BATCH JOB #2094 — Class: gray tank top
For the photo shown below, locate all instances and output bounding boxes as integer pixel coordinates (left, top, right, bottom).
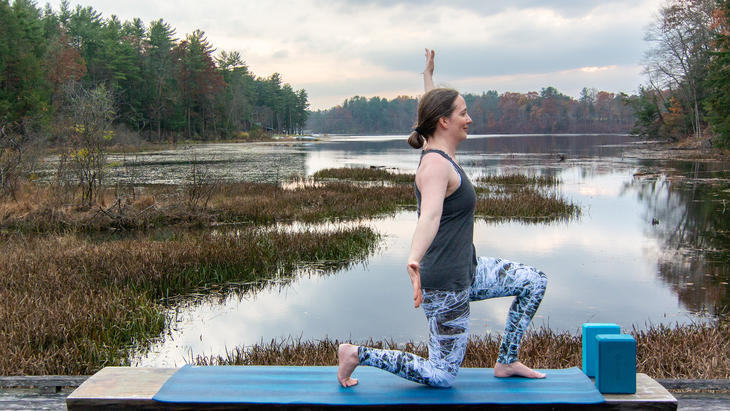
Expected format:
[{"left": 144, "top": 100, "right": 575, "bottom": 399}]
[{"left": 415, "top": 149, "right": 477, "bottom": 291}]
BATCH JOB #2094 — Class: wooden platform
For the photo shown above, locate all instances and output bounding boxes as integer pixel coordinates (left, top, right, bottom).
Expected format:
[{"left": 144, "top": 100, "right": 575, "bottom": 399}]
[{"left": 66, "top": 367, "right": 678, "bottom": 411}]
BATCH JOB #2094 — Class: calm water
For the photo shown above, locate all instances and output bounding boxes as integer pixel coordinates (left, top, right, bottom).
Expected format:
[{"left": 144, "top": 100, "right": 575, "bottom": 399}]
[{"left": 121, "top": 135, "right": 730, "bottom": 366}]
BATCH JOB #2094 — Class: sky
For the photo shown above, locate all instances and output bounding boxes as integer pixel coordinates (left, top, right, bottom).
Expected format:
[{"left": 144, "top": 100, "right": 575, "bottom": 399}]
[{"left": 59, "top": 0, "right": 663, "bottom": 110}]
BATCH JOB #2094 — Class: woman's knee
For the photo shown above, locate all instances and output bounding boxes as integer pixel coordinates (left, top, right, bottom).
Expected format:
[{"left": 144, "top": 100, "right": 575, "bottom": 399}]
[
  {"left": 534, "top": 270, "right": 547, "bottom": 290},
  {"left": 427, "top": 372, "right": 456, "bottom": 388}
]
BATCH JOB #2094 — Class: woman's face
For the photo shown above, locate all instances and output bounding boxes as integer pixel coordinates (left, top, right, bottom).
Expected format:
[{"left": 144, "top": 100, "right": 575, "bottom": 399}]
[{"left": 445, "top": 95, "right": 472, "bottom": 141}]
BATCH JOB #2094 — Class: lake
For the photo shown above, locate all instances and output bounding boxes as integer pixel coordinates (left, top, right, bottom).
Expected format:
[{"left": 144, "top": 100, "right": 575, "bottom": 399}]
[{"left": 117, "top": 134, "right": 730, "bottom": 367}]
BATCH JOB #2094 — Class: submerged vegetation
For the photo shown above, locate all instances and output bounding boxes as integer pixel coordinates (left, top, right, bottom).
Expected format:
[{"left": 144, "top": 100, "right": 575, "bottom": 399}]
[{"left": 192, "top": 319, "right": 730, "bottom": 380}]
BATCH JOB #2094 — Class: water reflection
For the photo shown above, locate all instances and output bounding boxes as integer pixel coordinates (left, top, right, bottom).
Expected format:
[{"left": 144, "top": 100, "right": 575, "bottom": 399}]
[{"left": 625, "top": 160, "right": 730, "bottom": 315}]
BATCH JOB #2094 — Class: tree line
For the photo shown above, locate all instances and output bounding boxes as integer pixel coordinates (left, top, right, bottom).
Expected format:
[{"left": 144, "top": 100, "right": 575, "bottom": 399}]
[
  {"left": 630, "top": 0, "right": 730, "bottom": 147},
  {"left": 307, "top": 88, "right": 638, "bottom": 135},
  {"left": 0, "top": 0, "right": 309, "bottom": 143}
]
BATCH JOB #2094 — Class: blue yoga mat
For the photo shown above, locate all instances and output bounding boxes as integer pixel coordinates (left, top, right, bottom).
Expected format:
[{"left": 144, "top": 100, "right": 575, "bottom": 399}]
[{"left": 152, "top": 365, "right": 605, "bottom": 405}]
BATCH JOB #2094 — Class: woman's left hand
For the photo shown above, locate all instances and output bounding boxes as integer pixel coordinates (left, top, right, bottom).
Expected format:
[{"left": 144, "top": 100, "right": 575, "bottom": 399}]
[
  {"left": 407, "top": 262, "right": 423, "bottom": 308},
  {"left": 423, "top": 48, "right": 435, "bottom": 92}
]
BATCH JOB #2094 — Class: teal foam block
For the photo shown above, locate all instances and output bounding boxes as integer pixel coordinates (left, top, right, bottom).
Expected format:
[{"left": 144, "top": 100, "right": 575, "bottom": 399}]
[
  {"left": 595, "top": 334, "right": 636, "bottom": 394},
  {"left": 582, "top": 323, "right": 620, "bottom": 377}
]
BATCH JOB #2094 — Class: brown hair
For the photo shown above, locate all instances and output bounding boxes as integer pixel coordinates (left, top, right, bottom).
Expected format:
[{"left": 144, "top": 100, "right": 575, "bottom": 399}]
[{"left": 407, "top": 88, "right": 460, "bottom": 149}]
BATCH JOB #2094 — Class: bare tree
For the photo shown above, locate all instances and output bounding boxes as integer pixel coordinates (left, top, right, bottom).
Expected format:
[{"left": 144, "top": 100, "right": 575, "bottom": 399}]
[
  {"left": 642, "top": 0, "right": 714, "bottom": 139},
  {"left": 0, "top": 120, "right": 43, "bottom": 199},
  {"left": 61, "top": 82, "right": 117, "bottom": 204}
]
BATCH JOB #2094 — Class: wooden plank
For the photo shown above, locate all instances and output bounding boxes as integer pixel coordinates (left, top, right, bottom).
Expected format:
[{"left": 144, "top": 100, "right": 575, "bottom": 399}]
[
  {"left": 674, "top": 393, "right": 730, "bottom": 400},
  {"left": 0, "top": 388, "right": 75, "bottom": 411},
  {"left": 601, "top": 374, "right": 677, "bottom": 410},
  {"left": 66, "top": 367, "right": 177, "bottom": 410},
  {"left": 657, "top": 379, "right": 730, "bottom": 391},
  {"left": 0, "top": 376, "right": 89, "bottom": 388},
  {"left": 673, "top": 398, "right": 730, "bottom": 411}
]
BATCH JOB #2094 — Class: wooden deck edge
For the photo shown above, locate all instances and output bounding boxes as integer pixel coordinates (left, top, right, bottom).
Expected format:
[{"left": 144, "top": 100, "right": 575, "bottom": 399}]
[
  {"left": 601, "top": 374, "right": 677, "bottom": 406},
  {"left": 656, "top": 378, "right": 730, "bottom": 391},
  {"left": 2, "top": 373, "right": 728, "bottom": 391},
  {"left": 0, "top": 375, "right": 90, "bottom": 388}
]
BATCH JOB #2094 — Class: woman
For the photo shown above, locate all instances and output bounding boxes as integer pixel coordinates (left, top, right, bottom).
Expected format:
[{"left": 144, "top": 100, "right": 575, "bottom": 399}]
[{"left": 337, "top": 49, "right": 548, "bottom": 388}]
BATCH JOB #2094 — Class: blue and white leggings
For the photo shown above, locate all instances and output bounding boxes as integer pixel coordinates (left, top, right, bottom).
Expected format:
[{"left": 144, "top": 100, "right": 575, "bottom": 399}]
[{"left": 357, "top": 257, "right": 547, "bottom": 387}]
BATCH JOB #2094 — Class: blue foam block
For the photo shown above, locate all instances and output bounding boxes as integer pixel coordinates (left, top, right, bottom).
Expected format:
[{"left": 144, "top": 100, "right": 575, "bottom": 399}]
[
  {"left": 595, "top": 334, "right": 636, "bottom": 394},
  {"left": 582, "top": 323, "right": 620, "bottom": 377}
]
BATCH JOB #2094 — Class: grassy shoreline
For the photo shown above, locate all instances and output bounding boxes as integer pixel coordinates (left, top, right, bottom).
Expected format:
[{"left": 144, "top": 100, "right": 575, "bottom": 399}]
[{"left": 190, "top": 319, "right": 730, "bottom": 380}]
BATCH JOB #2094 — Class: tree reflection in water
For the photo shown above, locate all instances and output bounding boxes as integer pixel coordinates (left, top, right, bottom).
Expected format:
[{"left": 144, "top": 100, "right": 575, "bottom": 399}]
[{"left": 626, "top": 159, "right": 730, "bottom": 316}]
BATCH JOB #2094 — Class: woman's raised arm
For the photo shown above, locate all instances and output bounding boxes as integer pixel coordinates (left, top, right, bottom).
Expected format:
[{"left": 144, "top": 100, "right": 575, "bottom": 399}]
[{"left": 424, "top": 48, "right": 435, "bottom": 92}]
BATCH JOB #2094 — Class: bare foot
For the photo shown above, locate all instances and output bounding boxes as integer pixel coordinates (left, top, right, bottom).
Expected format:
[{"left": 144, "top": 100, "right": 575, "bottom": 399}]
[
  {"left": 337, "top": 344, "right": 359, "bottom": 387},
  {"left": 494, "top": 361, "right": 546, "bottom": 379}
]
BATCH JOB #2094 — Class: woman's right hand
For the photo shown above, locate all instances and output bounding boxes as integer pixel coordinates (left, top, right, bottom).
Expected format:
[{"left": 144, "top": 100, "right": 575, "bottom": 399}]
[{"left": 407, "top": 261, "right": 423, "bottom": 308}]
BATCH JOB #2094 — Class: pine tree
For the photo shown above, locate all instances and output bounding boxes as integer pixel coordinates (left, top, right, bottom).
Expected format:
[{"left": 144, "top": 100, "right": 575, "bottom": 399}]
[{"left": 706, "top": 0, "right": 730, "bottom": 146}]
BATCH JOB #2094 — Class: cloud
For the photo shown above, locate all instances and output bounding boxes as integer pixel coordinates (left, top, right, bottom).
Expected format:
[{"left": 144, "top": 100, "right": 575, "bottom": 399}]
[
  {"left": 323, "top": 0, "right": 636, "bottom": 18},
  {"left": 60, "top": 0, "right": 662, "bottom": 109},
  {"left": 272, "top": 49, "right": 290, "bottom": 59}
]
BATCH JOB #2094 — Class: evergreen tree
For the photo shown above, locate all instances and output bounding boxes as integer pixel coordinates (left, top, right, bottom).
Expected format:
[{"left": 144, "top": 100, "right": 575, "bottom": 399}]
[
  {"left": 0, "top": 0, "right": 50, "bottom": 124},
  {"left": 706, "top": 0, "right": 730, "bottom": 146},
  {"left": 144, "top": 19, "right": 178, "bottom": 140},
  {"left": 215, "top": 50, "right": 256, "bottom": 136}
]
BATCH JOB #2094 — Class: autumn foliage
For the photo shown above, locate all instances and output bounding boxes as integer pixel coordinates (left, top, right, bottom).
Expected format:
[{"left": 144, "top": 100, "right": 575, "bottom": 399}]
[{"left": 308, "top": 87, "right": 637, "bottom": 135}]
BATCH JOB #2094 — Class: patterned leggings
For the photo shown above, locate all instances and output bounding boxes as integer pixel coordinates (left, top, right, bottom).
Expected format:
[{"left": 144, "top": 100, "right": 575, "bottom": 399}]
[{"left": 357, "top": 257, "right": 547, "bottom": 387}]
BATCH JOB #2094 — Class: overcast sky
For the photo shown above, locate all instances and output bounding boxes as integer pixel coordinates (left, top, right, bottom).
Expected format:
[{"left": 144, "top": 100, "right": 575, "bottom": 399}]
[{"left": 60, "top": 0, "right": 662, "bottom": 110}]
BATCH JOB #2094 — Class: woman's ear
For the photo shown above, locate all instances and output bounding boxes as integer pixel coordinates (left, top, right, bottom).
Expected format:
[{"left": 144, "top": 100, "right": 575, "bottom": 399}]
[{"left": 438, "top": 116, "right": 449, "bottom": 129}]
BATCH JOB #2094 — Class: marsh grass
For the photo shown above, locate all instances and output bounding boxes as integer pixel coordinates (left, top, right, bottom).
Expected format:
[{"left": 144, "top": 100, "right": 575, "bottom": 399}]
[
  {"left": 0, "top": 226, "right": 379, "bottom": 375},
  {"left": 189, "top": 331, "right": 578, "bottom": 369},
  {"left": 474, "top": 174, "right": 580, "bottom": 222},
  {"left": 476, "top": 189, "right": 581, "bottom": 222},
  {"left": 191, "top": 320, "right": 730, "bottom": 379},
  {"left": 0, "top": 169, "right": 581, "bottom": 232},
  {"left": 476, "top": 174, "right": 560, "bottom": 187},
  {"left": 0, "top": 181, "right": 416, "bottom": 232},
  {"left": 211, "top": 182, "right": 415, "bottom": 224},
  {"left": 313, "top": 167, "right": 415, "bottom": 184}
]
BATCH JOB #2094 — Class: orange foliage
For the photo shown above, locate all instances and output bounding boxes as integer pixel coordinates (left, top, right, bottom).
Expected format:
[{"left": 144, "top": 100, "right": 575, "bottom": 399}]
[
  {"left": 711, "top": 6, "right": 730, "bottom": 36},
  {"left": 45, "top": 32, "right": 87, "bottom": 94}
]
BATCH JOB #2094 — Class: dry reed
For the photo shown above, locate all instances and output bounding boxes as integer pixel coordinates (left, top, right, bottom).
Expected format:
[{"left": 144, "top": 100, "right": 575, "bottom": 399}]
[
  {"left": 212, "top": 182, "right": 414, "bottom": 224},
  {"left": 0, "top": 181, "right": 416, "bottom": 232},
  {"left": 313, "top": 167, "right": 415, "bottom": 184},
  {"left": 189, "top": 330, "right": 580, "bottom": 369},
  {"left": 476, "top": 174, "right": 559, "bottom": 187},
  {"left": 191, "top": 321, "right": 730, "bottom": 379},
  {"left": 475, "top": 174, "right": 580, "bottom": 222},
  {"left": 476, "top": 189, "right": 581, "bottom": 222},
  {"left": 1, "top": 169, "right": 582, "bottom": 232},
  {"left": 0, "top": 226, "right": 378, "bottom": 375}
]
